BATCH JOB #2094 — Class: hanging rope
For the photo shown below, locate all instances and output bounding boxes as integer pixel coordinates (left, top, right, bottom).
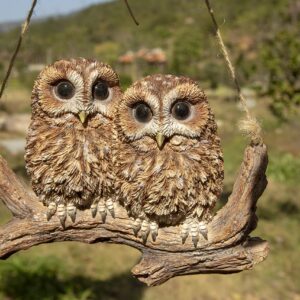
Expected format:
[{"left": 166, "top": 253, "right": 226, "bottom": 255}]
[
  {"left": 0, "top": 0, "right": 37, "bottom": 100},
  {"left": 123, "top": 0, "right": 139, "bottom": 26},
  {"left": 204, "top": 0, "right": 263, "bottom": 145}
]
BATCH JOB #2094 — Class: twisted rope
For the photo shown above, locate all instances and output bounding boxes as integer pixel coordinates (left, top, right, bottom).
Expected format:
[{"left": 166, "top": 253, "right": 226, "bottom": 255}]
[
  {"left": 0, "top": 0, "right": 37, "bottom": 99},
  {"left": 204, "top": 0, "right": 263, "bottom": 145}
]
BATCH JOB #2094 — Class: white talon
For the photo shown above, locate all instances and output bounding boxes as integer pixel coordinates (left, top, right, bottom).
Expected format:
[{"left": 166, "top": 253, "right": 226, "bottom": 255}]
[
  {"left": 133, "top": 218, "right": 142, "bottom": 236},
  {"left": 191, "top": 222, "right": 199, "bottom": 247},
  {"left": 181, "top": 219, "right": 209, "bottom": 247},
  {"left": 57, "top": 204, "right": 66, "bottom": 228},
  {"left": 181, "top": 222, "right": 189, "bottom": 244},
  {"left": 67, "top": 203, "right": 76, "bottom": 222},
  {"left": 91, "top": 203, "right": 98, "bottom": 218},
  {"left": 46, "top": 202, "right": 57, "bottom": 221},
  {"left": 199, "top": 221, "right": 208, "bottom": 240},
  {"left": 150, "top": 222, "right": 159, "bottom": 241},
  {"left": 106, "top": 198, "right": 115, "bottom": 218},
  {"left": 140, "top": 220, "right": 150, "bottom": 243},
  {"left": 98, "top": 201, "right": 107, "bottom": 222}
]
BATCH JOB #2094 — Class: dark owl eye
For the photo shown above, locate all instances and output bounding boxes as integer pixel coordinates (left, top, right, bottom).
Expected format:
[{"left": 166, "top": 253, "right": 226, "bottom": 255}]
[
  {"left": 54, "top": 81, "right": 75, "bottom": 100},
  {"left": 93, "top": 80, "right": 109, "bottom": 100},
  {"left": 133, "top": 103, "right": 153, "bottom": 123},
  {"left": 171, "top": 101, "right": 191, "bottom": 120}
]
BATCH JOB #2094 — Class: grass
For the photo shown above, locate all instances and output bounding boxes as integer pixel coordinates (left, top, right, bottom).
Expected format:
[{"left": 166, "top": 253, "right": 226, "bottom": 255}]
[{"left": 0, "top": 86, "right": 299, "bottom": 299}]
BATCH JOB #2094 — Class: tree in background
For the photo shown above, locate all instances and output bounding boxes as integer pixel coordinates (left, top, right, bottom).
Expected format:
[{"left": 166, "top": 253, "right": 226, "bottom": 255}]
[{"left": 261, "top": 27, "right": 300, "bottom": 119}]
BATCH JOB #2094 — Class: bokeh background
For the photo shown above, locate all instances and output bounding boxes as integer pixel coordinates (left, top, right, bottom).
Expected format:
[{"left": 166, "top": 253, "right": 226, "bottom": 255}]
[{"left": 0, "top": 0, "right": 299, "bottom": 299}]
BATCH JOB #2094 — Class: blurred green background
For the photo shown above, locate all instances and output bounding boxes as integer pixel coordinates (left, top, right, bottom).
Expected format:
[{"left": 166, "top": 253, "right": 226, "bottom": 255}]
[{"left": 0, "top": 0, "right": 299, "bottom": 299}]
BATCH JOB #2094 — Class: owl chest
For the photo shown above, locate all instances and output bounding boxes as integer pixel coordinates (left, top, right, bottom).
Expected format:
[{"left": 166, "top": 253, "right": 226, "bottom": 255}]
[
  {"left": 27, "top": 126, "right": 110, "bottom": 191},
  {"left": 117, "top": 145, "right": 222, "bottom": 222},
  {"left": 118, "top": 150, "right": 202, "bottom": 199}
]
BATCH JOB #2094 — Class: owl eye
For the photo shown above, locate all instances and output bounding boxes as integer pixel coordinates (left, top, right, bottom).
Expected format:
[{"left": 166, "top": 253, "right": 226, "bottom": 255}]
[
  {"left": 133, "top": 103, "right": 153, "bottom": 123},
  {"left": 171, "top": 101, "right": 191, "bottom": 120},
  {"left": 54, "top": 81, "right": 75, "bottom": 100},
  {"left": 93, "top": 80, "right": 109, "bottom": 100}
]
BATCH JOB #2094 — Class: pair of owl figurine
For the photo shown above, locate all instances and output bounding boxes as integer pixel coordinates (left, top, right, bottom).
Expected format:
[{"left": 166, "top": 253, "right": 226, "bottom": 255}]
[{"left": 25, "top": 58, "right": 224, "bottom": 246}]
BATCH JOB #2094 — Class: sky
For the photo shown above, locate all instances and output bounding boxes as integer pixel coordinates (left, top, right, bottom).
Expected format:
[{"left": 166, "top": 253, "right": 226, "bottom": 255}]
[{"left": 0, "top": 0, "right": 109, "bottom": 23}]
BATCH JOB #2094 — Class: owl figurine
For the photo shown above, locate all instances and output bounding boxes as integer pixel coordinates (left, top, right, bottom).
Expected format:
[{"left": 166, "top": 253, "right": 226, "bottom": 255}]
[
  {"left": 113, "top": 74, "right": 224, "bottom": 246},
  {"left": 25, "top": 58, "right": 122, "bottom": 226}
]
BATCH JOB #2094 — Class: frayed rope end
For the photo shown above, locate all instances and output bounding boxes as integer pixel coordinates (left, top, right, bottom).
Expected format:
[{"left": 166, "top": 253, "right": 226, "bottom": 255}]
[{"left": 238, "top": 117, "right": 263, "bottom": 146}]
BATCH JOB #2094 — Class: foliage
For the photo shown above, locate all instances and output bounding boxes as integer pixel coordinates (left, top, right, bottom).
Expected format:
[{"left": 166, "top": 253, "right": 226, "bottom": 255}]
[
  {"left": 0, "top": 255, "right": 143, "bottom": 300},
  {"left": 260, "top": 27, "right": 300, "bottom": 119},
  {"left": 94, "top": 41, "right": 120, "bottom": 64},
  {"left": 0, "top": 256, "right": 94, "bottom": 300},
  {"left": 0, "top": 0, "right": 297, "bottom": 98},
  {"left": 267, "top": 152, "right": 300, "bottom": 184},
  {"left": 119, "top": 73, "right": 133, "bottom": 90}
]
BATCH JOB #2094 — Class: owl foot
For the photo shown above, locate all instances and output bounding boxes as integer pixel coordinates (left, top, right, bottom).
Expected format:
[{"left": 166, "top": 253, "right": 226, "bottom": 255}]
[
  {"left": 181, "top": 220, "right": 208, "bottom": 247},
  {"left": 98, "top": 201, "right": 107, "bottom": 222},
  {"left": 46, "top": 202, "right": 57, "bottom": 221},
  {"left": 67, "top": 203, "right": 77, "bottom": 223},
  {"left": 149, "top": 221, "right": 159, "bottom": 241},
  {"left": 46, "top": 202, "right": 70, "bottom": 228},
  {"left": 106, "top": 198, "right": 115, "bottom": 218},
  {"left": 91, "top": 203, "right": 98, "bottom": 218},
  {"left": 132, "top": 219, "right": 158, "bottom": 243},
  {"left": 141, "top": 220, "right": 150, "bottom": 243},
  {"left": 97, "top": 199, "right": 115, "bottom": 222},
  {"left": 57, "top": 204, "right": 67, "bottom": 228},
  {"left": 132, "top": 218, "right": 142, "bottom": 236}
]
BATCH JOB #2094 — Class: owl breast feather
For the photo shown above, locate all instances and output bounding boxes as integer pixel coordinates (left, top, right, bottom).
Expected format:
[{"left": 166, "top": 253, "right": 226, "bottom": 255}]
[
  {"left": 25, "top": 119, "right": 111, "bottom": 208},
  {"left": 116, "top": 142, "right": 224, "bottom": 226}
]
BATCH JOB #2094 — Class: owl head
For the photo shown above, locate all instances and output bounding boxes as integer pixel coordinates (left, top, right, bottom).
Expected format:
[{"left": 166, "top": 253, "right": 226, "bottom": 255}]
[
  {"left": 31, "top": 58, "right": 122, "bottom": 124},
  {"left": 116, "top": 74, "right": 217, "bottom": 151}
]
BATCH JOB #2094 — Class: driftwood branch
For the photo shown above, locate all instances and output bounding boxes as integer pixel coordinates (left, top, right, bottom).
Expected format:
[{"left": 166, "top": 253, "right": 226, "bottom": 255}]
[{"left": 0, "top": 144, "right": 269, "bottom": 286}]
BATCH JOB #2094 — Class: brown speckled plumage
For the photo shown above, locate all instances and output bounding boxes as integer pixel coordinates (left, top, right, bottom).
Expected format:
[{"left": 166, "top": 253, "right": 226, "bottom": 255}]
[
  {"left": 113, "top": 74, "right": 224, "bottom": 242},
  {"left": 25, "top": 58, "right": 122, "bottom": 223}
]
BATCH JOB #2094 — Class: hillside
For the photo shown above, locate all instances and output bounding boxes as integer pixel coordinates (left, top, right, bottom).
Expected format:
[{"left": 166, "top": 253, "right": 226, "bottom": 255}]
[{"left": 0, "top": 0, "right": 296, "bottom": 87}]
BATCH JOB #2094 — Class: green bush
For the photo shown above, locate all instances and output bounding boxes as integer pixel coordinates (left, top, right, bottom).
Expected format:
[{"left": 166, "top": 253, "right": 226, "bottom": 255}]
[
  {"left": 267, "top": 153, "right": 300, "bottom": 184},
  {"left": 0, "top": 256, "right": 92, "bottom": 300},
  {"left": 260, "top": 27, "right": 300, "bottom": 119}
]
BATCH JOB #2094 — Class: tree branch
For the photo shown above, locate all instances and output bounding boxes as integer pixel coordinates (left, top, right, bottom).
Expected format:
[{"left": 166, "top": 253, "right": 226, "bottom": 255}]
[{"left": 0, "top": 144, "right": 269, "bottom": 286}]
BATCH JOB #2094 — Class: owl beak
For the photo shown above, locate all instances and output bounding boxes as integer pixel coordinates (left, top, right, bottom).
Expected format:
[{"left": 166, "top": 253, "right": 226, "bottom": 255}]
[
  {"left": 78, "top": 111, "right": 87, "bottom": 124},
  {"left": 156, "top": 132, "right": 166, "bottom": 150}
]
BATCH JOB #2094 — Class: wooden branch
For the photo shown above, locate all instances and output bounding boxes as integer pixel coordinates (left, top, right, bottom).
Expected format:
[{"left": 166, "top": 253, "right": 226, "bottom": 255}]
[{"left": 0, "top": 144, "right": 269, "bottom": 286}]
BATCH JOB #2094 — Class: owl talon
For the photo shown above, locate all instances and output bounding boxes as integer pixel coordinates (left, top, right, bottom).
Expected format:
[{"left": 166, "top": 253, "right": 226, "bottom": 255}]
[
  {"left": 67, "top": 203, "right": 76, "bottom": 222},
  {"left": 140, "top": 220, "right": 150, "bottom": 243},
  {"left": 98, "top": 202, "right": 107, "bottom": 223},
  {"left": 181, "top": 222, "right": 189, "bottom": 244},
  {"left": 199, "top": 221, "right": 208, "bottom": 240},
  {"left": 57, "top": 204, "right": 67, "bottom": 228},
  {"left": 46, "top": 202, "right": 57, "bottom": 221},
  {"left": 91, "top": 203, "right": 98, "bottom": 218},
  {"left": 150, "top": 221, "right": 158, "bottom": 241},
  {"left": 192, "top": 235, "right": 199, "bottom": 247},
  {"left": 181, "top": 219, "right": 208, "bottom": 247},
  {"left": 106, "top": 199, "right": 115, "bottom": 218},
  {"left": 190, "top": 222, "right": 199, "bottom": 247},
  {"left": 132, "top": 218, "right": 142, "bottom": 236}
]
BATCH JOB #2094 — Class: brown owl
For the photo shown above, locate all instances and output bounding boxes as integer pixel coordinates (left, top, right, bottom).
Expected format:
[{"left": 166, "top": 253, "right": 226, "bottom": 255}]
[
  {"left": 113, "top": 74, "right": 224, "bottom": 245},
  {"left": 25, "top": 58, "right": 122, "bottom": 226}
]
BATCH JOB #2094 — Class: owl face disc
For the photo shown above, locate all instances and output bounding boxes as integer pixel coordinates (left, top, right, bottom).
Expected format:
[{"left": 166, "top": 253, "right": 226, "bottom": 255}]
[
  {"left": 32, "top": 58, "right": 122, "bottom": 124},
  {"left": 116, "top": 74, "right": 213, "bottom": 152}
]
